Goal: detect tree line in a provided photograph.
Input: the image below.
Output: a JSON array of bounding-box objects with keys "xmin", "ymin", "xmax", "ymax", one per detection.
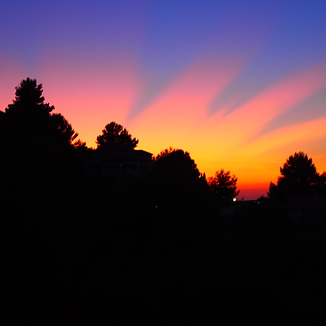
[
  {"xmin": 0, "ymin": 78, "xmax": 240, "ymax": 204},
  {"xmin": 1, "ymin": 77, "xmax": 326, "ymax": 205},
  {"xmin": 2, "ymin": 78, "xmax": 326, "ymax": 323},
  {"xmin": 2, "ymin": 78, "xmax": 326, "ymax": 203}
]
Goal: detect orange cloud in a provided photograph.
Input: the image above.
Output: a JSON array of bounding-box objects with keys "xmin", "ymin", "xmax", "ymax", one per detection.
[{"xmin": 130, "ymin": 54, "xmax": 247, "ymax": 151}]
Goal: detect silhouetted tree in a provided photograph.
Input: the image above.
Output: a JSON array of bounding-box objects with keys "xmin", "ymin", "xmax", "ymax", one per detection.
[
  {"xmin": 96, "ymin": 122, "xmax": 138, "ymax": 149},
  {"xmin": 318, "ymin": 171, "xmax": 326, "ymax": 192},
  {"xmin": 7, "ymin": 78, "xmax": 53, "ymax": 111},
  {"xmin": 0, "ymin": 77, "xmax": 87, "ymax": 206},
  {"xmin": 0, "ymin": 78, "xmax": 78, "ymax": 147},
  {"xmin": 268, "ymin": 151, "xmax": 324, "ymax": 201},
  {"xmin": 207, "ymin": 169, "xmax": 239, "ymax": 203},
  {"xmin": 50, "ymin": 113, "xmax": 79, "ymax": 146},
  {"xmin": 153, "ymin": 147, "xmax": 201, "ymax": 183},
  {"xmin": 151, "ymin": 147, "xmax": 207, "ymax": 213}
]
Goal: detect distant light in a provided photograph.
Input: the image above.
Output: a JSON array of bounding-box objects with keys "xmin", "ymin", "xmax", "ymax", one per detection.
[{"xmin": 233, "ymin": 198, "xmax": 237, "ymax": 202}]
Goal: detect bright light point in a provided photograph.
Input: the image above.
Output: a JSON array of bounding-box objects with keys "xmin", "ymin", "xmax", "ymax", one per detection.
[{"xmin": 233, "ymin": 198, "xmax": 237, "ymax": 202}]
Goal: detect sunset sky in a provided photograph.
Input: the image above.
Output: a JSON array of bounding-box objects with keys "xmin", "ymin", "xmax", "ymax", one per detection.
[{"xmin": 1, "ymin": 0, "xmax": 326, "ymax": 199}]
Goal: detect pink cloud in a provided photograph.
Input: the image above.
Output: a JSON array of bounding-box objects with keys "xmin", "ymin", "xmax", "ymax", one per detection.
[{"xmin": 224, "ymin": 62, "xmax": 326, "ymax": 142}]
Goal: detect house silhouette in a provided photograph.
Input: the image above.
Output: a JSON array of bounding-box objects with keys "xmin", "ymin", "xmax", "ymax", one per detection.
[{"xmin": 86, "ymin": 144, "xmax": 152, "ymax": 179}]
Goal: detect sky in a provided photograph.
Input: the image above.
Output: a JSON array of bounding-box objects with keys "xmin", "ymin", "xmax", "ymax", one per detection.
[{"xmin": 1, "ymin": 0, "xmax": 326, "ymax": 199}]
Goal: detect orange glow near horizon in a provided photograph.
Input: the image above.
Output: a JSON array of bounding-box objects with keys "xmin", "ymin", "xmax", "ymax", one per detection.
[{"xmin": 1, "ymin": 56, "xmax": 326, "ymax": 200}]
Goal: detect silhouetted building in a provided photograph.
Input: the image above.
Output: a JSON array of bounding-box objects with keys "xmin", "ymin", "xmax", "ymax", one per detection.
[{"xmin": 86, "ymin": 146, "xmax": 152, "ymax": 178}]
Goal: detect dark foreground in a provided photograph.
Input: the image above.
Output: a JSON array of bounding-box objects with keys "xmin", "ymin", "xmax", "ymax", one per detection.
[{"xmin": 3, "ymin": 187, "xmax": 326, "ymax": 325}]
